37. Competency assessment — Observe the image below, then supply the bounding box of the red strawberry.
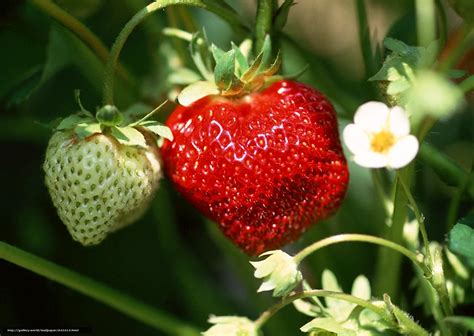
[161,80,349,255]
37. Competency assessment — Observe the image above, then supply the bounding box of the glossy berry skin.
[162,80,349,255]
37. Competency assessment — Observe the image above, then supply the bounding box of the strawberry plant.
[0,0,473,335]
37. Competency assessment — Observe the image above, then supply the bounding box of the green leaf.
[177,81,219,106]
[139,121,173,141]
[448,213,474,269]
[75,123,101,139]
[214,49,236,90]
[56,114,94,131]
[447,69,467,79]
[445,316,474,331]
[5,27,71,107]
[300,317,356,335]
[384,38,413,55]
[110,126,147,148]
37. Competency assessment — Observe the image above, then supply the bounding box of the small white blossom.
[202,316,261,336]
[250,250,302,297]
[343,102,419,169]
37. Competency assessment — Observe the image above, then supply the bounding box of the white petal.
[388,106,410,137]
[387,135,419,169]
[353,151,389,168]
[343,124,370,155]
[257,281,276,292]
[354,102,390,133]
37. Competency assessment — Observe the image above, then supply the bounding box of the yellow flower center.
[371,130,395,153]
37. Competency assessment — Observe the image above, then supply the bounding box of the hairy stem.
[396,171,432,266]
[293,234,426,274]
[254,290,429,336]
[29,0,134,87]
[255,0,274,52]
[0,241,200,336]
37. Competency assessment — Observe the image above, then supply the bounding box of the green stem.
[0,241,200,336]
[396,171,432,266]
[255,0,274,52]
[253,290,429,336]
[293,234,426,273]
[434,0,447,47]
[460,75,474,93]
[418,143,474,200]
[102,0,248,106]
[416,0,436,48]
[29,0,134,88]
[397,173,455,325]
[355,0,375,78]
[373,165,413,298]
[371,169,392,216]
[447,163,474,231]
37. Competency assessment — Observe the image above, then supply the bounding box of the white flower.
[250,250,302,297]
[202,316,261,336]
[343,102,419,169]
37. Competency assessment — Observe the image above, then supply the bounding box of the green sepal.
[259,35,273,70]
[241,52,264,83]
[110,126,147,148]
[75,123,101,139]
[214,49,237,91]
[190,31,213,81]
[210,44,225,64]
[56,114,94,131]
[74,90,93,117]
[177,81,219,106]
[261,51,282,76]
[139,120,173,141]
[273,0,296,30]
[231,42,249,74]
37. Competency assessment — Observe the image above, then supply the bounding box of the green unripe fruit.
[44,130,162,245]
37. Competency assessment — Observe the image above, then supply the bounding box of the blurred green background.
[0,0,472,335]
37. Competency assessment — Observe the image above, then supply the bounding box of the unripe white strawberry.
[44,130,162,245]
[43,99,172,246]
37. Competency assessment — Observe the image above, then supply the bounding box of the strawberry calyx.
[55,91,173,148]
[164,29,283,106]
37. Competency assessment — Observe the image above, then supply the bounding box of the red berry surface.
[161,80,349,255]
